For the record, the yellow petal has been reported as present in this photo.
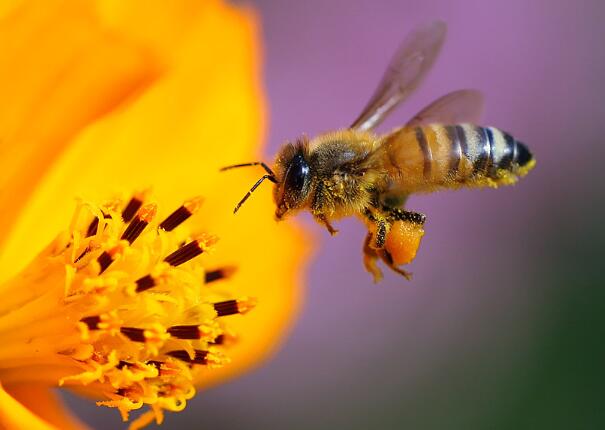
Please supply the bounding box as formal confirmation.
[0,0,159,258]
[2,385,86,430]
[0,384,59,430]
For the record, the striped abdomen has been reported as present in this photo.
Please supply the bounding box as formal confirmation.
[383,124,535,193]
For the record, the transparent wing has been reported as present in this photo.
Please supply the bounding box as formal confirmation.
[350,21,447,131]
[405,89,485,127]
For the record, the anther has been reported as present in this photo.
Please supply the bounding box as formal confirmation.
[213,297,256,317]
[159,196,203,232]
[121,190,148,223]
[204,266,237,284]
[163,234,218,267]
[97,251,114,274]
[120,327,146,342]
[96,244,124,274]
[121,203,156,244]
[145,360,163,370]
[166,350,209,365]
[135,274,156,293]
[81,315,101,330]
[210,334,224,345]
[85,214,106,238]
[86,200,120,237]
[167,325,201,340]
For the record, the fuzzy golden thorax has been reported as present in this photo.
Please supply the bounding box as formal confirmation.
[272,129,389,222]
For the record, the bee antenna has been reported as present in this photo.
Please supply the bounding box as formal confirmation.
[220,161,276,177]
[233,174,278,214]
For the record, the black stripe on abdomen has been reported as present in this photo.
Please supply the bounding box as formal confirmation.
[415,127,432,180]
[498,132,516,170]
[445,125,461,178]
[473,127,491,175]
[455,125,469,164]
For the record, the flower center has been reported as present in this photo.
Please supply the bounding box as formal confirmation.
[0,193,255,427]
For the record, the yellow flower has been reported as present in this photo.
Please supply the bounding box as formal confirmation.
[0,0,309,428]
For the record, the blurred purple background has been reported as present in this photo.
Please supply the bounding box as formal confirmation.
[67,0,605,428]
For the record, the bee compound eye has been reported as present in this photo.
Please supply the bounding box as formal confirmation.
[285,154,310,192]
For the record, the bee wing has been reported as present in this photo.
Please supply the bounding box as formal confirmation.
[405,89,485,127]
[350,21,447,132]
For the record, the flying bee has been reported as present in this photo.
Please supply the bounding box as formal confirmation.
[222,21,535,282]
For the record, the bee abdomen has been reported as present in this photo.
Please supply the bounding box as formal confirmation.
[423,124,534,185]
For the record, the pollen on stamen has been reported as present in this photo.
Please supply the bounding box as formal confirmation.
[121,203,157,244]
[163,234,219,267]
[121,189,150,223]
[213,297,257,317]
[96,243,126,274]
[159,196,203,232]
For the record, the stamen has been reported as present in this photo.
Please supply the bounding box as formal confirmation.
[116,360,130,370]
[145,360,181,376]
[86,200,121,237]
[145,360,163,369]
[85,216,101,238]
[120,327,146,342]
[81,315,101,330]
[163,234,218,267]
[213,297,256,317]
[121,190,148,223]
[236,297,257,314]
[213,300,238,317]
[210,334,224,345]
[135,274,156,293]
[96,244,125,274]
[121,203,157,244]
[167,325,201,340]
[159,196,203,231]
[166,350,209,365]
[97,251,114,274]
[204,266,237,284]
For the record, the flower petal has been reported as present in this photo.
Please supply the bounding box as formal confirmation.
[0,383,71,430]
[1,385,87,430]
[0,0,159,265]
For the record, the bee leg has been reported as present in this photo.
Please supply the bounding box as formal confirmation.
[364,208,391,249]
[380,249,412,281]
[382,206,426,225]
[362,232,383,283]
[315,213,339,236]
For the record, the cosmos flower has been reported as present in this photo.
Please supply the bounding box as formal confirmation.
[0,0,308,428]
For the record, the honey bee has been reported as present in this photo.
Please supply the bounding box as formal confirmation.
[222,21,535,281]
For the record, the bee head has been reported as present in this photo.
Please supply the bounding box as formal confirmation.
[273,139,312,220]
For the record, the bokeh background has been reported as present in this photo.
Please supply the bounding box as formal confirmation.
[65,0,605,428]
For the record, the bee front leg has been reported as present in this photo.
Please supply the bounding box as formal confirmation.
[315,213,339,236]
[312,184,339,236]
